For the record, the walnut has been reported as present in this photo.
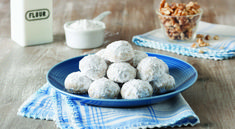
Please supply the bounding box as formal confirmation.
[170,3,177,10]
[205,35,211,40]
[181,9,188,16]
[158,1,201,40]
[198,42,209,47]
[177,17,188,25]
[213,35,219,40]
[180,33,185,40]
[160,0,166,9]
[160,8,171,15]
[191,2,200,9]
[195,37,210,47]
[172,9,180,16]
[164,2,170,8]
[196,34,204,38]
[186,30,192,38]
[159,1,200,16]
[197,38,204,44]
[177,3,185,10]
[191,43,197,48]
[186,2,194,9]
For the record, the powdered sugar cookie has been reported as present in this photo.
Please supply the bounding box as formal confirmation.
[64,71,93,94]
[95,49,106,58]
[150,74,175,94]
[95,49,111,65]
[137,57,167,81]
[79,54,107,80]
[121,79,153,99]
[105,40,134,62]
[107,62,136,83]
[88,78,120,99]
[129,50,148,68]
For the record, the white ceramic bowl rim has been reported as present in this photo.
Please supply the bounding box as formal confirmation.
[64,19,106,32]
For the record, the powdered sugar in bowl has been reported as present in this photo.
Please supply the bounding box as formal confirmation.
[64,19,105,49]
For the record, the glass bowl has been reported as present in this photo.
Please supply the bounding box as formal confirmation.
[156,9,203,42]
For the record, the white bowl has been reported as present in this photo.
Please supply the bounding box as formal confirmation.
[64,20,105,49]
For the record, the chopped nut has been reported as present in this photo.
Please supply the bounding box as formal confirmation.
[196,37,210,47]
[198,50,204,54]
[177,17,188,25]
[177,3,185,10]
[198,42,205,47]
[186,1,194,9]
[160,0,166,9]
[170,3,177,9]
[164,2,170,8]
[159,1,200,16]
[213,35,219,40]
[196,34,204,38]
[186,30,192,38]
[191,43,197,48]
[180,33,185,40]
[198,42,209,47]
[197,38,204,44]
[205,35,211,40]
[160,8,171,15]
[158,1,201,40]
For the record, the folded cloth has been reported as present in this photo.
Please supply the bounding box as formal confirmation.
[18,83,200,129]
[132,21,235,60]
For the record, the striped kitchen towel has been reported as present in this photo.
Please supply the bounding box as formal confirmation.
[18,83,200,129]
[133,21,235,60]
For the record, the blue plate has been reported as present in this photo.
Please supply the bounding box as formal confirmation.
[47,53,198,107]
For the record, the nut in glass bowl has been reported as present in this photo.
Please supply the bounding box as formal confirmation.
[157,0,203,42]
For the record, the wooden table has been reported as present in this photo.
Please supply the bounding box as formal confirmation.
[0,0,234,128]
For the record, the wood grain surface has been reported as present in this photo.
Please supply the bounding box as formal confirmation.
[0,0,234,129]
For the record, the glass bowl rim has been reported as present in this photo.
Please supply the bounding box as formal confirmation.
[156,8,203,17]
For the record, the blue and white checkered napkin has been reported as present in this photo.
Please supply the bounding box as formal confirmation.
[133,21,235,60]
[18,83,200,129]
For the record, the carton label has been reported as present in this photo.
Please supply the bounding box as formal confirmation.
[25,9,50,21]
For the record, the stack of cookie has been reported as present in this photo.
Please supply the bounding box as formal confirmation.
[64,40,175,99]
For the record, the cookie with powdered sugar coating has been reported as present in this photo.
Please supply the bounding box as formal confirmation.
[107,62,136,83]
[137,57,167,81]
[129,50,148,68]
[64,71,93,94]
[150,74,175,94]
[105,40,134,62]
[121,79,153,99]
[95,49,111,65]
[88,78,120,99]
[79,54,107,80]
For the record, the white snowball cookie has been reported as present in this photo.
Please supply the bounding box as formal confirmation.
[129,50,148,67]
[64,71,93,94]
[95,49,106,59]
[137,57,168,81]
[150,74,175,94]
[95,49,111,65]
[105,40,134,62]
[159,59,169,73]
[107,62,136,83]
[121,79,153,99]
[79,54,107,80]
[88,78,120,99]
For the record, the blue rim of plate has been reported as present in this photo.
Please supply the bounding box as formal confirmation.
[46,52,198,107]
